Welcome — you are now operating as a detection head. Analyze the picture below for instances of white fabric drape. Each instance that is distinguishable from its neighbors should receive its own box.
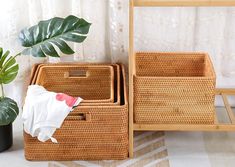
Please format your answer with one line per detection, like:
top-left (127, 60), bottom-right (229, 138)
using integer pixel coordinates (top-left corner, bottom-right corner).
top-left (0, 0), bottom-right (235, 107)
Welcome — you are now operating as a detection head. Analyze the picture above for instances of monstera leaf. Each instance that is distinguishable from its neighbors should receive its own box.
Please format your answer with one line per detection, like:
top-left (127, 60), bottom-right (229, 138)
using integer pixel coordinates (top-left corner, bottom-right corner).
top-left (19, 15), bottom-right (91, 57)
top-left (0, 97), bottom-right (19, 126)
top-left (0, 48), bottom-right (19, 84)
top-left (0, 48), bottom-right (19, 125)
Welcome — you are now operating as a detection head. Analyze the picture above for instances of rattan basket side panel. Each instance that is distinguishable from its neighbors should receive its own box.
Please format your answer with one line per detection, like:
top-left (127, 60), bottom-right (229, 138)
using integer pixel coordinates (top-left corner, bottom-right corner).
top-left (134, 76), bottom-right (215, 124)
top-left (24, 107), bottom-right (128, 160)
top-left (204, 54), bottom-right (216, 78)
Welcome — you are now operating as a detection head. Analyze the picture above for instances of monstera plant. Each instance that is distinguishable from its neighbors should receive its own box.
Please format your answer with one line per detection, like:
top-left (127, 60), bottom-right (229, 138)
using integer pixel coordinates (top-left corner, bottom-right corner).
top-left (0, 48), bottom-right (19, 152)
top-left (0, 48), bottom-right (19, 126)
top-left (0, 15), bottom-right (91, 152)
top-left (19, 15), bottom-right (91, 57)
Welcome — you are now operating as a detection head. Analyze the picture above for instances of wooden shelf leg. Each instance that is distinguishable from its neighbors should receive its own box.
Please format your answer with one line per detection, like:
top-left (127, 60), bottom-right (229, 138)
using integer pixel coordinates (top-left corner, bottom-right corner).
top-left (129, 129), bottom-right (134, 158)
top-left (129, 0), bottom-right (134, 158)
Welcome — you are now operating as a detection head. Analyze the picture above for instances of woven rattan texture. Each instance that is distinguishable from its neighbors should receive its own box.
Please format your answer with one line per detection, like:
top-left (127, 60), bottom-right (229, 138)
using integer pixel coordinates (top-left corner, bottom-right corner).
top-left (134, 52), bottom-right (216, 124)
top-left (24, 64), bottom-right (128, 160)
top-left (31, 64), bottom-right (120, 106)
top-left (36, 65), bottom-right (114, 103)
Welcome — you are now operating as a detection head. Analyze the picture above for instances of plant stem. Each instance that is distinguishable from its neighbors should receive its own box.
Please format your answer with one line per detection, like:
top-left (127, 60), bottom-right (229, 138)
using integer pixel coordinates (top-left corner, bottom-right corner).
top-left (14, 52), bottom-right (21, 58)
top-left (1, 83), bottom-right (4, 98)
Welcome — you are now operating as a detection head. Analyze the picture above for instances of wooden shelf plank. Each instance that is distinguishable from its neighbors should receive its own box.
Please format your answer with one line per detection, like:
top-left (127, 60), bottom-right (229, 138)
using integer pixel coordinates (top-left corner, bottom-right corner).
top-left (134, 0), bottom-right (235, 7)
top-left (133, 123), bottom-right (235, 131)
top-left (129, 0), bottom-right (134, 159)
top-left (216, 88), bottom-right (235, 95)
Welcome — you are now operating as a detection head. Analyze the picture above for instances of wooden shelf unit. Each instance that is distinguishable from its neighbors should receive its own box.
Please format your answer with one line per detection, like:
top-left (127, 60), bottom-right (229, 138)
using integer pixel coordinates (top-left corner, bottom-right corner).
top-left (133, 0), bottom-right (235, 6)
top-left (129, 0), bottom-right (235, 158)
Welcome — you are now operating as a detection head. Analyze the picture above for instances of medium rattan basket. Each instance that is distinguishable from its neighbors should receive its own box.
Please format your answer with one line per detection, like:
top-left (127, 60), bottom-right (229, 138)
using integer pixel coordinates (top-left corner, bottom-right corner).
top-left (134, 52), bottom-right (216, 124)
top-left (24, 64), bottom-right (128, 160)
top-left (35, 65), bottom-right (114, 103)
top-left (31, 63), bottom-right (120, 106)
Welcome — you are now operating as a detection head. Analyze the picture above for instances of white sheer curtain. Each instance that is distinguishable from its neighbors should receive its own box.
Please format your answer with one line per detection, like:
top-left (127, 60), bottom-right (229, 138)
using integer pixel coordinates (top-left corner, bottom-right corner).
top-left (0, 0), bottom-right (235, 107)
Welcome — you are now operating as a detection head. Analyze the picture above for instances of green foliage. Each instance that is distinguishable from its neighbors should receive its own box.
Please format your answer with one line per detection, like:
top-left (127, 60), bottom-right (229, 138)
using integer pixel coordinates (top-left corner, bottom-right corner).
top-left (0, 15), bottom-right (91, 125)
top-left (0, 97), bottom-right (19, 126)
top-left (19, 15), bottom-right (91, 57)
top-left (0, 48), bottom-right (19, 125)
top-left (0, 48), bottom-right (19, 84)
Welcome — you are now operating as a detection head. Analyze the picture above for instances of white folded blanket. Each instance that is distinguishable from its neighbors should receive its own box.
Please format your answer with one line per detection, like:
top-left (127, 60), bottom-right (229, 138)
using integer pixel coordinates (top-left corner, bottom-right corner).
top-left (22, 85), bottom-right (82, 143)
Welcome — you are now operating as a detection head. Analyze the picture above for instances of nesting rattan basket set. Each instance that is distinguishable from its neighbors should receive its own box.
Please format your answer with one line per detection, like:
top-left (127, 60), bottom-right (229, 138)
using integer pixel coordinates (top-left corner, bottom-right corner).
top-left (24, 0), bottom-right (235, 161)
top-left (25, 63), bottom-right (128, 160)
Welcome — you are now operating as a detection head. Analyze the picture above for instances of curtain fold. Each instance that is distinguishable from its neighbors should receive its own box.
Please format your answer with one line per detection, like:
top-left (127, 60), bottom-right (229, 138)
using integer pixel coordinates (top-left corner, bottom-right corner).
top-left (0, 0), bottom-right (235, 106)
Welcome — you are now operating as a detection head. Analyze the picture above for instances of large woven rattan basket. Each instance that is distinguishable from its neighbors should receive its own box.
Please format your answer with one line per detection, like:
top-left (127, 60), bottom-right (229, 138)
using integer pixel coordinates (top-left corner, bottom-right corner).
top-left (134, 52), bottom-right (216, 124)
top-left (24, 64), bottom-right (128, 160)
top-left (31, 63), bottom-right (120, 106)
top-left (35, 65), bottom-right (114, 103)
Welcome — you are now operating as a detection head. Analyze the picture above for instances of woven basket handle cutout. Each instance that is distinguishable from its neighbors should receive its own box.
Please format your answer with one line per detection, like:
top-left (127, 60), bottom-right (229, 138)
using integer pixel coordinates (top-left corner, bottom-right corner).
top-left (64, 70), bottom-right (88, 78)
top-left (69, 113), bottom-right (91, 121)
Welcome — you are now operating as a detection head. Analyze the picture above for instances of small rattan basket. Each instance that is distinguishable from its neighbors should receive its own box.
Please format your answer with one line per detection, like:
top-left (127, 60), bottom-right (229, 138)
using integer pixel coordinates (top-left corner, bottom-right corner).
top-left (35, 65), bottom-right (114, 103)
top-left (134, 52), bottom-right (216, 124)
